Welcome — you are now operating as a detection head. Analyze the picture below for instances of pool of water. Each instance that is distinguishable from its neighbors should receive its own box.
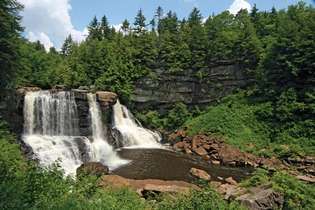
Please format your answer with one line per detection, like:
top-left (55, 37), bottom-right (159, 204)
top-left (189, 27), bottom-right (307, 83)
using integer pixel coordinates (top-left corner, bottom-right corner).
top-left (113, 148), bottom-right (253, 183)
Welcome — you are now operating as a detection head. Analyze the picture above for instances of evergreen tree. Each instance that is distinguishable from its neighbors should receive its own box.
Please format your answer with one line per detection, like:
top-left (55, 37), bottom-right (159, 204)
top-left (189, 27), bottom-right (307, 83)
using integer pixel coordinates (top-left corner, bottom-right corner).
top-left (188, 7), bottom-right (202, 27)
top-left (87, 16), bottom-right (101, 40)
top-left (121, 19), bottom-right (130, 35)
top-left (186, 8), bottom-right (207, 72)
top-left (134, 9), bottom-right (146, 34)
top-left (100, 15), bottom-right (111, 39)
top-left (61, 35), bottom-right (74, 56)
top-left (0, 0), bottom-right (23, 88)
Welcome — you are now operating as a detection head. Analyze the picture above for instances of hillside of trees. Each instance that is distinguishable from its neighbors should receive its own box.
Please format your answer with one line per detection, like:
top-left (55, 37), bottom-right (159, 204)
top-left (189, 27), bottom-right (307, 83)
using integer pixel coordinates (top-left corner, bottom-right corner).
top-left (1, 0), bottom-right (315, 209)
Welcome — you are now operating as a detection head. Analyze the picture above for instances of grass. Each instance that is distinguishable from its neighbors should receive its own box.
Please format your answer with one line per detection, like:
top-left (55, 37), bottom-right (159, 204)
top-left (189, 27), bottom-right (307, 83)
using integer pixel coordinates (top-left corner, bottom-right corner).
top-left (184, 92), bottom-right (315, 158)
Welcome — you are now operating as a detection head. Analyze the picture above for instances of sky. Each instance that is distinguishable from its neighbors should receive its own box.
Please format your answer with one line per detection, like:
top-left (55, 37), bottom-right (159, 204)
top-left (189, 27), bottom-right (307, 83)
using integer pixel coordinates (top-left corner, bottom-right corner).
top-left (17, 0), bottom-right (315, 50)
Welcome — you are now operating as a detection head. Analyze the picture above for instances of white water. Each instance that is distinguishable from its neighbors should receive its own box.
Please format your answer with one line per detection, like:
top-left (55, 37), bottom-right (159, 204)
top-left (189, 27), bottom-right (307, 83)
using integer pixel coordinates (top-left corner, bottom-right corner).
top-left (113, 100), bottom-right (162, 148)
top-left (23, 91), bottom-right (126, 177)
top-left (23, 91), bottom-right (87, 176)
top-left (87, 94), bottom-right (128, 169)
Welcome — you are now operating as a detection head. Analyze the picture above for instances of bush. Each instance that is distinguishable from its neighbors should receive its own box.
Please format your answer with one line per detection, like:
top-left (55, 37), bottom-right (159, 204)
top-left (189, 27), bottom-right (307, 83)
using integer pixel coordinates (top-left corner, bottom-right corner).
top-left (156, 187), bottom-right (244, 210)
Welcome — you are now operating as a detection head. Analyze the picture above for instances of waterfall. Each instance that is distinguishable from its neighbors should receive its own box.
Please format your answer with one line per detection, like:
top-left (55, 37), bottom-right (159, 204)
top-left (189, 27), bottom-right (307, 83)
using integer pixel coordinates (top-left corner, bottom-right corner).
top-left (22, 91), bottom-right (126, 177)
top-left (23, 91), bottom-right (89, 176)
top-left (112, 100), bottom-right (161, 148)
top-left (87, 93), bottom-right (128, 169)
top-left (23, 91), bottom-right (79, 136)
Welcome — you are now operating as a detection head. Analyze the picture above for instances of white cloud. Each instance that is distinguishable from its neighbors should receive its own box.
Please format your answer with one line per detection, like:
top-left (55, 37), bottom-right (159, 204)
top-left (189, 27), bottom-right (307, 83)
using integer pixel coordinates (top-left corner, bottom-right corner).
top-left (18, 0), bottom-right (87, 51)
top-left (228, 0), bottom-right (251, 15)
top-left (28, 31), bottom-right (54, 50)
top-left (112, 24), bottom-right (122, 32)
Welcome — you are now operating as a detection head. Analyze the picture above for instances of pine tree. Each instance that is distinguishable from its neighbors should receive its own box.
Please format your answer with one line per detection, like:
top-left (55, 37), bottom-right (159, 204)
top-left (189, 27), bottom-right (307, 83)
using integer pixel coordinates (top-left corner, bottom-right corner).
top-left (0, 0), bottom-right (23, 88)
top-left (186, 7), bottom-right (207, 72)
top-left (100, 15), bottom-right (111, 39)
top-left (88, 16), bottom-right (101, 40)
top-left (61, 35), bottom-right (74, 56)
top-left (188, 7), bottom-right (202, 27)
top-left (134, 9), bottom-right (146, 34)
top-left (121, 19), bottom-right (130, 35)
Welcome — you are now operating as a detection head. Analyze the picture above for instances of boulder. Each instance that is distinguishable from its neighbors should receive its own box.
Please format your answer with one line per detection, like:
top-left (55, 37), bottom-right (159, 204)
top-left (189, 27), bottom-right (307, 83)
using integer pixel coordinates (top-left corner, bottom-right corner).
top-left (77, 162), bottom-right (109, 177)
top-left (225, 177), bottom-right (238, 185)
top-left (96, 91), bottom-right (118, 106)
top-left (173, 141), bottom-right (186, 151)
top-left (190, 168), bottom-right (211, 181)
top-left (236, 187), bottom-right (284, 210)
top-left (99, 175), bottom-right (199, 196)
top-left (193, 146), bottom-right (208, 156)
top-left (192, 136), bottom-right (202, 149)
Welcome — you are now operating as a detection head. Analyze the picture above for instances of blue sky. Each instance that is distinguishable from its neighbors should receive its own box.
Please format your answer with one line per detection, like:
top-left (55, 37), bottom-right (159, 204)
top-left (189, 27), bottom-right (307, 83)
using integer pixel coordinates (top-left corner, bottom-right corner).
top-left (18, 0), bottom-right (314, 50)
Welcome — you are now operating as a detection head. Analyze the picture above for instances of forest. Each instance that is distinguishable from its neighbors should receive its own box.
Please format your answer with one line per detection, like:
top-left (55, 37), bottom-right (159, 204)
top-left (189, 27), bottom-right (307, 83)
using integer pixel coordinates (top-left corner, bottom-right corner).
top-left (1, 0), bottom-right (315, 209)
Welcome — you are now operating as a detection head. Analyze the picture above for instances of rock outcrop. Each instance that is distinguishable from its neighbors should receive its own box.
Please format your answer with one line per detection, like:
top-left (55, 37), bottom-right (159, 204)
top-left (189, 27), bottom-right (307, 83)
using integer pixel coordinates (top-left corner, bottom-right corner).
top-left (236, 187), bottom-right (284, 210)
top-left (99, 175), bottom-right (199, 197)
top-left (170, 131), bottom-right (285, 170)
top-left (131, 63), bottom-right (249, 111)
top-left (211, 181), bottom-right (284, 210)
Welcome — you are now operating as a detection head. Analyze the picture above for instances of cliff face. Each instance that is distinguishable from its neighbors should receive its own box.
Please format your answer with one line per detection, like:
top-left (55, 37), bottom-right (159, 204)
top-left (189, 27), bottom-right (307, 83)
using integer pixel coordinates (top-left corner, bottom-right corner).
top-left (131, 63), bottom-right (249, 111)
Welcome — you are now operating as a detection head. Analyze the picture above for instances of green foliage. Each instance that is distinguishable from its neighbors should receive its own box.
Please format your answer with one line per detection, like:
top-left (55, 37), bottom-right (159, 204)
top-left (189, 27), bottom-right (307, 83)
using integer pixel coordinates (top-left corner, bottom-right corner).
top-left (0, 0), bottom-right (23, 88)
top-left (242, 169), bottom-right (315, 210)
top-left (157, 187), bottom-right (244, 210)
top-left (136, 102), bottom-right (193, 131)
top-left (185, 93), bottom-right (271, 153)
top-left (184, 92), bottom-right (314, 157)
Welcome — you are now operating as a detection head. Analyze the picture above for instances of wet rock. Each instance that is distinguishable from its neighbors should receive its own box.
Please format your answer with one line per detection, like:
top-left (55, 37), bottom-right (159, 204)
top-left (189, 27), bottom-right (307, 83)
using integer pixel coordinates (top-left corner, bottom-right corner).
top-left (190, 168), bottom-right (211, 181)
top-left (225, 177), bottom-right (238, 185)
top-left (96, 91), bottom-right (118, 106)
top-left (236, 187), bottom-right (284, 210)
top-left (77, 162), bottom-right (109, 177)
top-left (193, 146), bottom-right (208, 156)
top-left (72, 89), bottom-right (88, 100)
top-left (99, 175), bottom-right (199, 196)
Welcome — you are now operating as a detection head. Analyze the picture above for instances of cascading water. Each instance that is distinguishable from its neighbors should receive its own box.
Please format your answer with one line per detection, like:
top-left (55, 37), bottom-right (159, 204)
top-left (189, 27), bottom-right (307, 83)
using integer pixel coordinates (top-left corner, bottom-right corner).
top-left (23, 91), bottom-right (90, 176)
top-left (87, 93), bottom-right (128, 168)
top-left (112, 100), bottom-right (161, 148)
top-left (22, 91), bottom-right (126, 177)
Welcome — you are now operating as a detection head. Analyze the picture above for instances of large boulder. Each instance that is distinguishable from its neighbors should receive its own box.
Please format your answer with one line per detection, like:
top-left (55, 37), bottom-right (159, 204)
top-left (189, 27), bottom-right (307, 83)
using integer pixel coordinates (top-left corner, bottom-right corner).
top-left (99, 175), bottom-right (199, 196)
top-left (236, 187), bottom-right (284, 210)
top-left (96, 91), bottom-right (118, 106)
top-left (77, 162), bottom-right (109, 177)
top-left (190, 168), bottom-right (211, 181)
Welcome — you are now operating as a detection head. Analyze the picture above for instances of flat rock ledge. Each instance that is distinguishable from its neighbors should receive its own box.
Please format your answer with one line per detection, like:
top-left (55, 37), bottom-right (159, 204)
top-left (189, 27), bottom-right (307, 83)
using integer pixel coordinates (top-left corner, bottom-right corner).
top-left (16, 87), bottom-right (118, 107)
top-left (98, 175), bottom-right (199, 197)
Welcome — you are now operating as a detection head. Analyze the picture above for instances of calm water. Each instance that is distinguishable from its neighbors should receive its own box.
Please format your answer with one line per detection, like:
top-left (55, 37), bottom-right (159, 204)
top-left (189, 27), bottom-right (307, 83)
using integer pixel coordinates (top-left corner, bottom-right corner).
top-left (113, 148), bottom-right (253, 183)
